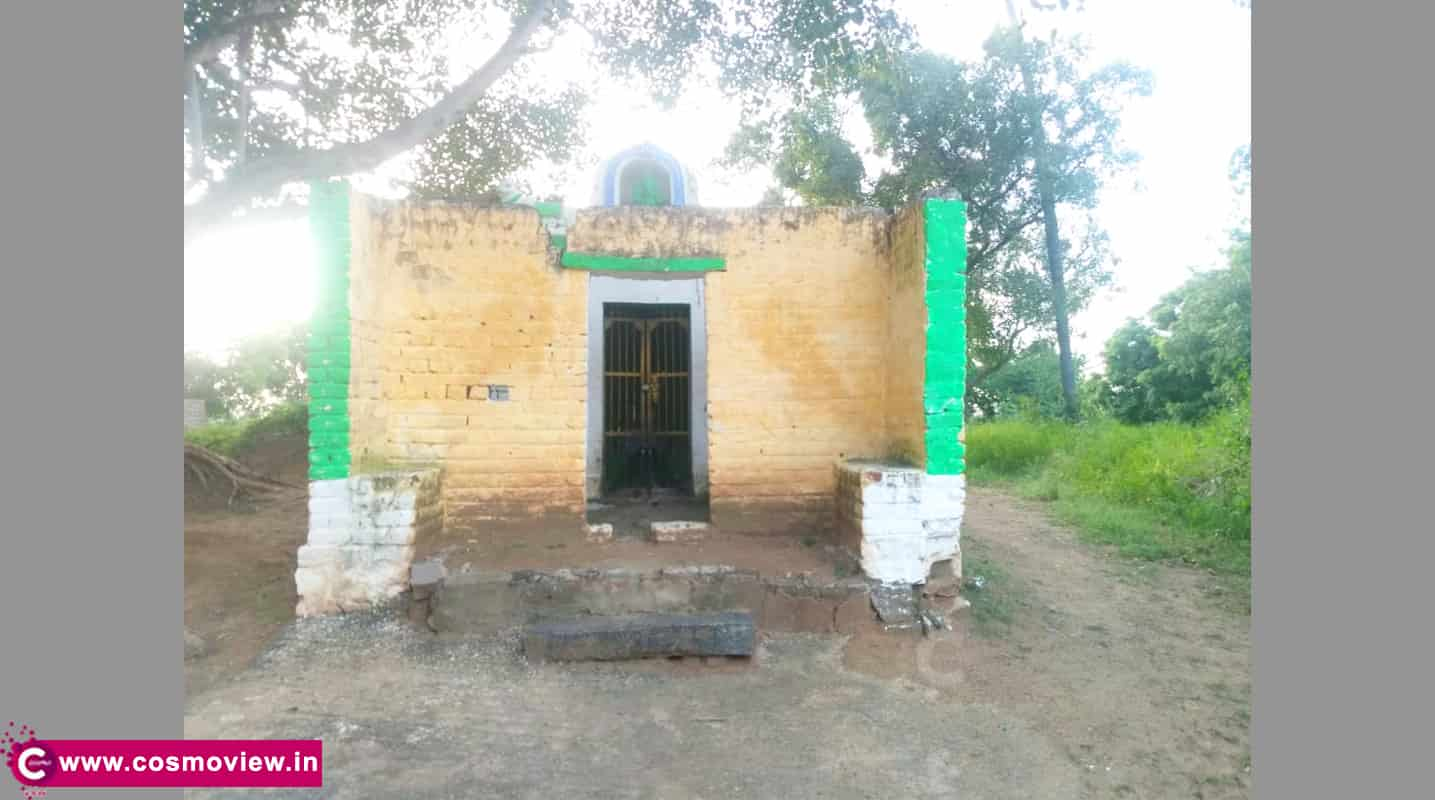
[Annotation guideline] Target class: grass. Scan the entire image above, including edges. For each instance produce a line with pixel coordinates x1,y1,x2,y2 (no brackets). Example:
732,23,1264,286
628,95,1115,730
185,402,307,459
965,407,1251,603
960,540,1023,637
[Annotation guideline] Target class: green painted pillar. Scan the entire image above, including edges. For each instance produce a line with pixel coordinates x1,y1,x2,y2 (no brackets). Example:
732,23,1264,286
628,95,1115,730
923,197,968,475
307,180,352,481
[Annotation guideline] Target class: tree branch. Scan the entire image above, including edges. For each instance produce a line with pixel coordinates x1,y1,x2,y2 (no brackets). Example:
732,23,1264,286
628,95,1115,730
183,0,555,245
186,67,206,187
236,29,254,166
969,211,1042,271
184,1,286,74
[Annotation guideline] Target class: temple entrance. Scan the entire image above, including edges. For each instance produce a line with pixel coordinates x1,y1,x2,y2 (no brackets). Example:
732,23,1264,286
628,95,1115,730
600,303,693,496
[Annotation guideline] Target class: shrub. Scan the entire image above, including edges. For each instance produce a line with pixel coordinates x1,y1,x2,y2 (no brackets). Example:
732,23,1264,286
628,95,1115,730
184,402,307,459
965,420,1065,476
965,411,1251,580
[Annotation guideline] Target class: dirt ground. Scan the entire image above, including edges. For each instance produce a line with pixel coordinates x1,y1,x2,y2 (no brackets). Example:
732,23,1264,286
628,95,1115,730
183,435,308,696
184,456,1250,798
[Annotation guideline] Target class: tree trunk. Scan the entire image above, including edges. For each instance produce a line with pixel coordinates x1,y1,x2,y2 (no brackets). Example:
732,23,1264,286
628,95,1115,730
1005,0,1080,420
1040,189,1080,420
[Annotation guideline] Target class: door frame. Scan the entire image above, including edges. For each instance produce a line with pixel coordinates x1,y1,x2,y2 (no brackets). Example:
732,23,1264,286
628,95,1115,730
585,273,708,501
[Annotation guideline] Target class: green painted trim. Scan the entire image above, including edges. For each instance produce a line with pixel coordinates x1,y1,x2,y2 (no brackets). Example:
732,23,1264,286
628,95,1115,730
308,179,353,482
560,252,726,272
922,198,968,476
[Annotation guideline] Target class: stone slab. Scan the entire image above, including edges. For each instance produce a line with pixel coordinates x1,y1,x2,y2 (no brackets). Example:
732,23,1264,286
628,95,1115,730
523,612,756,662
650,520,709,543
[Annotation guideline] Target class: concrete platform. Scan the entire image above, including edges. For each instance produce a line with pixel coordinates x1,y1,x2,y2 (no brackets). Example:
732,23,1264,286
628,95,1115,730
426,564,879,635
416,512,849,578
522,611,756,662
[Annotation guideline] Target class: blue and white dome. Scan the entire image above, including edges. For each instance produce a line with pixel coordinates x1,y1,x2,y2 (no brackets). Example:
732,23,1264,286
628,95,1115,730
590,143,700,208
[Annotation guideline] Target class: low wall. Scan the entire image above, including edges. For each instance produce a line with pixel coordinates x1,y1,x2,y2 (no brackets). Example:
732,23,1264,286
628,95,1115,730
835,460,964,585
183,398,206,429
295,469,443,616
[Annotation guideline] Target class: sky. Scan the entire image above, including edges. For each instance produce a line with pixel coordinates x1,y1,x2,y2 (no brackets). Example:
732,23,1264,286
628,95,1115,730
183,0,1251,371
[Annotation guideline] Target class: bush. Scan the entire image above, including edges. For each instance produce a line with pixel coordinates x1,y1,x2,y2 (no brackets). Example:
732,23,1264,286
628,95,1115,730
184,402,307,459
965,420,1064,475
965,411,1251,581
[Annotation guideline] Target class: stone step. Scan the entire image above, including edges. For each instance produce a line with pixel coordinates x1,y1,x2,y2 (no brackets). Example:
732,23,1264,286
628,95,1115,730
523,612,756,662
426,565,877,635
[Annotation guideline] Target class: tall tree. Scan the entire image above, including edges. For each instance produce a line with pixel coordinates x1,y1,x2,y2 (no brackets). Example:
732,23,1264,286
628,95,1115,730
1005,0,1075,418
740,36,1144,415
183,0,913,243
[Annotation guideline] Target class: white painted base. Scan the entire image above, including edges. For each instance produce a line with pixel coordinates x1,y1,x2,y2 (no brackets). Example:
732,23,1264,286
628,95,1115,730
295,470,443,616
836,461,965,584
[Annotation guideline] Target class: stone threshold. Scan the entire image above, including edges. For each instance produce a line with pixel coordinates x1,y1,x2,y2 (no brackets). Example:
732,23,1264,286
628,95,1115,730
421,562,887,636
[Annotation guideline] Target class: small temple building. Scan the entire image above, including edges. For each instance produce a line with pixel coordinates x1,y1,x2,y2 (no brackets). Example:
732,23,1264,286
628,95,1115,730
296,143,969,630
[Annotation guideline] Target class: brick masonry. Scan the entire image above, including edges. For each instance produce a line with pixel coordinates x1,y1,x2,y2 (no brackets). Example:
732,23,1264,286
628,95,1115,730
295,469,444,616
885,203,928,467
347,197,586,520
567,206,899,532
835,461,964,585
320,193,966,571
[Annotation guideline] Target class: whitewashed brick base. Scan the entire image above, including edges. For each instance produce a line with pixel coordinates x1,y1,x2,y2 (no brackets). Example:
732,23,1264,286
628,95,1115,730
835,461,964,584
295,470,443,616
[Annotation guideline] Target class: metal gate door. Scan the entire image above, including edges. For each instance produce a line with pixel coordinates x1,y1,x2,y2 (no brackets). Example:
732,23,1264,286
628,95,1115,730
602,303,692,495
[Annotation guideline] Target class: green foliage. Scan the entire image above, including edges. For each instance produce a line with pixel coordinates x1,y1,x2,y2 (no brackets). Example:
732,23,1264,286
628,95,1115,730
185,401,308,458
1229,144,1251,196
963,419,1063,474
582,0,913,112
756,185,791,207
971,341,1085,420
185,0,913,225
1097,319,1165,423
733,31,1146,414
966,410,1251,583
183,351,231,420
1097,230,1252,423
724,99,866,205
185,0,583,197
184,323,307,419
864,33,1147,415
403,86,589,200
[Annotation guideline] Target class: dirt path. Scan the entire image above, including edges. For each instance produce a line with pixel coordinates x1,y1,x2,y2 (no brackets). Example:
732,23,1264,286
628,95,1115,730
848,486,1252,797
184,495,306,696
184,485,1250,798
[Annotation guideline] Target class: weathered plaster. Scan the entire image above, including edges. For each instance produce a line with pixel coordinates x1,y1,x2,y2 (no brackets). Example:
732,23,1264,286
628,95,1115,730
296,469,444,616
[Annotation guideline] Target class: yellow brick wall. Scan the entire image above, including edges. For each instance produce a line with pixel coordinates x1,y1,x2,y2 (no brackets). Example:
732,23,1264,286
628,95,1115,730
348,196,588,521
569,207,898,532
885,202,927,468
348,200,932,532
706,209,895,530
